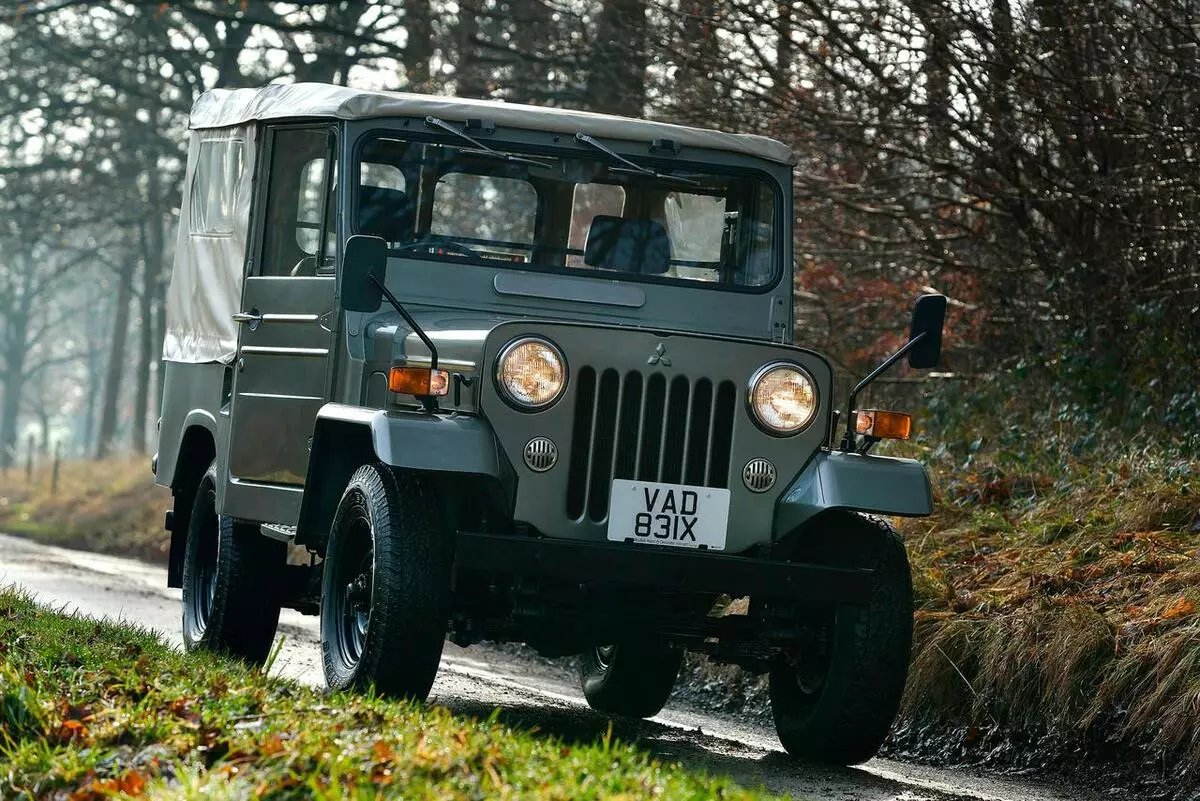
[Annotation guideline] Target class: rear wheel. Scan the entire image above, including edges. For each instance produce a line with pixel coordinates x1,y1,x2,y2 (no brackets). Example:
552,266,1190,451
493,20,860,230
320,464,452,699
768,512,913,765
181,462,285,664
580,639,683,718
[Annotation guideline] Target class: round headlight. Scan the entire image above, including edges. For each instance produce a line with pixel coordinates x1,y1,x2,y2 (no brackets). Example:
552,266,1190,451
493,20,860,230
748,363,817,435
496,338,566,409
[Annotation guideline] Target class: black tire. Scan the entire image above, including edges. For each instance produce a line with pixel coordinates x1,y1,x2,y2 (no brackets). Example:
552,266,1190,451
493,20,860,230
181,462,285,664
580,640,683,718
320,463,451,700
768,512,913,765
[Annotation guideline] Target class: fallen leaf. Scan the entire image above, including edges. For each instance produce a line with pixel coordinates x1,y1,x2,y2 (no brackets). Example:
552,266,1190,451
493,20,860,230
372,740,394,762
1162,598,1195,620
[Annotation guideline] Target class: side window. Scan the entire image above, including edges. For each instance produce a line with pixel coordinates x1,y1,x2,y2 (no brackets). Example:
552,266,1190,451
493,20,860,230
567,183,625,267
296,159,326,255
189,136,245,236
259,127,337,277
361,162,405,191
432,173,536,245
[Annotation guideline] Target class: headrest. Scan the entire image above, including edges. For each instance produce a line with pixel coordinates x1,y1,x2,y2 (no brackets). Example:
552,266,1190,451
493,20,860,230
584,215,672,275
358,185,413,241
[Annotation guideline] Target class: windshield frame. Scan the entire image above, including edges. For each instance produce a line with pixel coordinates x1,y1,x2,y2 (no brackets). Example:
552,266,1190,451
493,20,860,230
348,122,789,296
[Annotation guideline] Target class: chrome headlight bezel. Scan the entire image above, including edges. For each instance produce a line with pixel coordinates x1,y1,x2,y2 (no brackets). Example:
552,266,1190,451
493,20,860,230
746,361,819,436
494,336,568,411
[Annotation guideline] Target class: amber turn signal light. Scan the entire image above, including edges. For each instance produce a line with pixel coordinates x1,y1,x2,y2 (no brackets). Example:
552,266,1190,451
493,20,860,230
855,409,912,440
388,366,450,396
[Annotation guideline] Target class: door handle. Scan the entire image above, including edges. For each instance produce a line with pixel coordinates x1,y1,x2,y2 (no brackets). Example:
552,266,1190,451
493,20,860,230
232,310,262,331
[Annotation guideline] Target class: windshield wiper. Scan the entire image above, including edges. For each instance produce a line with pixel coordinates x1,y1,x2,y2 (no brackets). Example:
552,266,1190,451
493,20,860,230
574,132,699,185
425,117,556,169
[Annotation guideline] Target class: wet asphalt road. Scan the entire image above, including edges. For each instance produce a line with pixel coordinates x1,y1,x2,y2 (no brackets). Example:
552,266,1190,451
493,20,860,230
0,532,1098,801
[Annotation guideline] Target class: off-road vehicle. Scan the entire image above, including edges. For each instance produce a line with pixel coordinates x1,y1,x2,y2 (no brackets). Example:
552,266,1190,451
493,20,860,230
154,82,945,765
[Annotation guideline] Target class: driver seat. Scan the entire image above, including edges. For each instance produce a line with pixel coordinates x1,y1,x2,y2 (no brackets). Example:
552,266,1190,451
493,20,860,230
359,185,415,243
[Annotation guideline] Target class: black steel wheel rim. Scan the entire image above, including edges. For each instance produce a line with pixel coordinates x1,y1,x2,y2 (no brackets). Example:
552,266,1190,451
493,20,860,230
594,644,617,670
188,489,219,639
793,627,831,697
333,504,373,670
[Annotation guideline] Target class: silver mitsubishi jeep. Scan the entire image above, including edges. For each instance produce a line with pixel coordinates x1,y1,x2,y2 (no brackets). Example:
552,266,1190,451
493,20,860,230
154,82,946,765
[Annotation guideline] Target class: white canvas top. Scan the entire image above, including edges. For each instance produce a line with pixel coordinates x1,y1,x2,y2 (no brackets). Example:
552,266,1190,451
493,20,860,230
189,82,796,165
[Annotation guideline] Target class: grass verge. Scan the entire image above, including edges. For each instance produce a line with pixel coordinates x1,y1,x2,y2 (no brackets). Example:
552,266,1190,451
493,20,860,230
0,458,170,563
895,443,1200,779
8,451,1200,784
0,589,780,800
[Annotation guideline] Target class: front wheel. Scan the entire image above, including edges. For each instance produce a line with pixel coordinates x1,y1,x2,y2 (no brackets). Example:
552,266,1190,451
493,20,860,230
320,464,452,699
580,639,683,718
180,462,285,664
768,513,913,765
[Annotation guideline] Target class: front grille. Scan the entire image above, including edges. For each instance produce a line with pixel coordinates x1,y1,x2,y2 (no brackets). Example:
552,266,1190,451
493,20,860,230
566,368,737,522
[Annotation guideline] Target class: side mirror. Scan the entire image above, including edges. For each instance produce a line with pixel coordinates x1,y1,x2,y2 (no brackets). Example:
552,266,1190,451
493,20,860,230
907,293,947,369
340,235,387,312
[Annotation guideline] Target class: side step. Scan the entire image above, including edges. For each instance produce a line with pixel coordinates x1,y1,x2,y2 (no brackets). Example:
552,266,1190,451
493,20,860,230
261,523,297,542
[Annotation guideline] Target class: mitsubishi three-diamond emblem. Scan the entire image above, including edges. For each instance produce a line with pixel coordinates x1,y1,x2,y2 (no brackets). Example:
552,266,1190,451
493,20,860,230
646,342,672,367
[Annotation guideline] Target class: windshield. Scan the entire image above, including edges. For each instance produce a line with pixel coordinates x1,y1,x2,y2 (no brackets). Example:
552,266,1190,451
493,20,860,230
353,132,780,290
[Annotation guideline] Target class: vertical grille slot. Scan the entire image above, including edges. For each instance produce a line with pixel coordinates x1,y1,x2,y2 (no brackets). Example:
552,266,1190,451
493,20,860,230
586,369,621,521
708,380,737,488
637,374,667,481
565,368,740,523
684,379,714,485
565,367,596,520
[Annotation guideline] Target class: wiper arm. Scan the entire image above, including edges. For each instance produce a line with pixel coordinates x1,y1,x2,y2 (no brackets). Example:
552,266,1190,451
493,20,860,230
574,132,699,185
425,117,555,169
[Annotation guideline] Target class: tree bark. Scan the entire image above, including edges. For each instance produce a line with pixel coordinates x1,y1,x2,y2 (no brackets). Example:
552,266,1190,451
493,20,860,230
405,0,435,90
133,251,153,454
96,249,135,460
0,308,27,470
586,0,647,116
455,0,488,98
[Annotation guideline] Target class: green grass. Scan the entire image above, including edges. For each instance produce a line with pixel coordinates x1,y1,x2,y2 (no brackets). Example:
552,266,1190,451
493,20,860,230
0,590,784,800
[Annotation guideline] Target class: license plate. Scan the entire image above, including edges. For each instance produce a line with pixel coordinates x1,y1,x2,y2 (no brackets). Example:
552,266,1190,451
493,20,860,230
606,479,730,551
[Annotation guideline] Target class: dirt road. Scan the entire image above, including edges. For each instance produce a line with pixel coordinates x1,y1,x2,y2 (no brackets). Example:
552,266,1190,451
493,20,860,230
0,532,1095,801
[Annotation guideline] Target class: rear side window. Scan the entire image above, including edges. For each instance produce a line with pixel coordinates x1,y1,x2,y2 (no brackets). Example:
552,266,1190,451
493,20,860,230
663,192,726,262
189,137,245,236
432,173,536,245
567,183,625,267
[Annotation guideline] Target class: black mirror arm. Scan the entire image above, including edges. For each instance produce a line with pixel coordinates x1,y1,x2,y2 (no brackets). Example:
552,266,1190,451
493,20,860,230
839,331,926,452
368,273,439,371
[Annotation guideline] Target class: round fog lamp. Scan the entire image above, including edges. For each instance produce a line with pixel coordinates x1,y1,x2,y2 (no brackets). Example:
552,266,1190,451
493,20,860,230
749,363,817,435
496,338,566,409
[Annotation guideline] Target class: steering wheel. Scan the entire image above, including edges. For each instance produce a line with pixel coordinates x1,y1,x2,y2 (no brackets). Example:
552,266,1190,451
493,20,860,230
391,240,478,260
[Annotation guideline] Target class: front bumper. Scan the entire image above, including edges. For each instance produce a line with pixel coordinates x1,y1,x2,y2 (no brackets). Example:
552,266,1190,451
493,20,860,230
454,531,874,604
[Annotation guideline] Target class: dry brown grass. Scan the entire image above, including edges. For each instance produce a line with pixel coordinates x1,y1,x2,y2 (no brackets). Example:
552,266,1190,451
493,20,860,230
899,451,1200,770
0,457,170,563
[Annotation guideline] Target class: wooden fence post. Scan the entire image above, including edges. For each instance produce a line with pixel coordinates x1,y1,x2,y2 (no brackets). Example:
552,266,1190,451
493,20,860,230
51,441,62,496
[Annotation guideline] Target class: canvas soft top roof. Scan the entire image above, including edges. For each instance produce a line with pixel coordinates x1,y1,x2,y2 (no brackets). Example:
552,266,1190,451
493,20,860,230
189,82,796,165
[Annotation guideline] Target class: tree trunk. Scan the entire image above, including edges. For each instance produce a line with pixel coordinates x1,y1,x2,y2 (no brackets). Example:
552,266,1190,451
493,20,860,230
405,0,434,90
509,0,552,104
132,257,153,454
133,193,165,455
96,251,136,460
586,0,647,116
455,0,488,98
0,311,27,470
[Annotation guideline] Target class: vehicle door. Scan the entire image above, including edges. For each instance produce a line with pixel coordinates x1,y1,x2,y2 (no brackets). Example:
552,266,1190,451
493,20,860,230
222,124,340,525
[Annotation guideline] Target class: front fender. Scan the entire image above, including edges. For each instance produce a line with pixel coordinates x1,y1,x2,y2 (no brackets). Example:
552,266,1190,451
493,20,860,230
773,451,933,537
295,404,516,550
